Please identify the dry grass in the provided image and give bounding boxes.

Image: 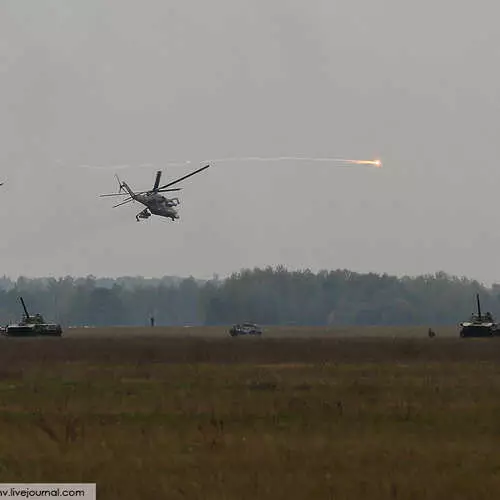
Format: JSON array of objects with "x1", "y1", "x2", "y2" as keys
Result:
[{"x1": 0, "y1": 328, "x2": 499, "y2": 499}]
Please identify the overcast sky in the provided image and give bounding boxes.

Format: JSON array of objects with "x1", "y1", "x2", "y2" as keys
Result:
[{"x1": 1, "y1": 0, "x2": 499, "y2": 284}]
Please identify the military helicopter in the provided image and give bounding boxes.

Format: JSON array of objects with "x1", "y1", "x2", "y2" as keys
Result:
[{"x1": 100, "y1": 164, "x2": 210, "y2": 222}]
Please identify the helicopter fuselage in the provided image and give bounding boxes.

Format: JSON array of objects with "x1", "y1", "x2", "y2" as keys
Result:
[{"x1": 134, "y1": 193, "x2": 180, "y2": 220}]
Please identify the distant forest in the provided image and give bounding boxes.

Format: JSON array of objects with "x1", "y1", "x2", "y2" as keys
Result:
[{"x1": 0, "y1": 267, "x2": 498, "y2": 327}]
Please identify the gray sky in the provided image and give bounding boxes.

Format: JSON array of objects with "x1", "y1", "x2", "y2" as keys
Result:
[{"x1": 1, "y1": 0, "x2": 499, "y2": 284}]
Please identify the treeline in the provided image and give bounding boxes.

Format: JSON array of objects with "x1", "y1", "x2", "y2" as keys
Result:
[{"x1": 0, "y1": 267, "x2": 498, "y2": 327}]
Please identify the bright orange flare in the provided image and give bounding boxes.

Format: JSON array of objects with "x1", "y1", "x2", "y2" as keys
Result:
[{"x1": 344, "y1": 159, "x2": 382, "y2": 167}]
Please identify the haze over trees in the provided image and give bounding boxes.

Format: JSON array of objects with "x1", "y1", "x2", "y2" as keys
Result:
[{"x1": 0, "y1": 267, "x2": 497, "y2": 327}]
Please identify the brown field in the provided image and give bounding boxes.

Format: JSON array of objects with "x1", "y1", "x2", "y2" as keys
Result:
[{"x1": 1, "y1": 326, "x2": 500, "y2": 499}]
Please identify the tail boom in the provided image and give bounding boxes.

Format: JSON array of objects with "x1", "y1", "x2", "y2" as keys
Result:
[{"x1": 120, "y1": 181, "x2": 136, "y2": 199}]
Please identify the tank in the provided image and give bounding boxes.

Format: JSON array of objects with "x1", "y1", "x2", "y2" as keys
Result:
[
  {"x1": 459, "y1": 294, "x2": 499, "y2": 338},
  {"x1": 3, "y1": 297, "x2": 62, "y2": 337}
]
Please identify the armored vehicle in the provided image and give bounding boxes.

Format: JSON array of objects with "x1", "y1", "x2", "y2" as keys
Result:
[
  {"x1": 459, "y1": 294, "x2": 499, "y2": 338},
  {"x1": 229, "y1": 322, "x2": 263, "y2": 337},
  {"x1": 3, "y1": 297, "x2": 62, "y2": 337}
]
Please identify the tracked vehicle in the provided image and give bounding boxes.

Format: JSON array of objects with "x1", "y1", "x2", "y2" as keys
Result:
[
  {"x1": 3, "y1": 297, "x2": 62, "y2": 337},
  {"x1": 229, "y1": 323, "x2": 263, "y2": 337},
  {"x1": 459, "y1": 294, "x2": 499, "y2": 338}
]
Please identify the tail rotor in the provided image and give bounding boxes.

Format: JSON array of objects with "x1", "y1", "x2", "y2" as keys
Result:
[
  {"x1": 99, "y1": 173, "x2": 130, "y2": 200},
  {"x1": 115, "y1": 174, "x2": 125, "y2": 194}
]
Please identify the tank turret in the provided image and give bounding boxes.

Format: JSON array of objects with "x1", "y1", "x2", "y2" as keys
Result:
[
  {"x1": 18, "y1": 297, "x2": 45, "y2": 324},
  {"x1": 459, "y1": 294, "x2": 499, "y2": 338}
]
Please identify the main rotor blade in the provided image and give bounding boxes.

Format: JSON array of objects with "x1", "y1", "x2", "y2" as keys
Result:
[
  {"x1": 113, "y1": 197, "x2": 134, "y2": 208},
  {"x1": 153, "y1": 170, "x2": 162, "y2": 191},
  {"x1": 103, "y1": 189, "x2": 149, "y2": 199},
  {"x1": 157, "y1": 188, "x2": 182, "y2": 193},
  {"x1": 157, "y1": 164, "x2": 210, "y2": 190}
]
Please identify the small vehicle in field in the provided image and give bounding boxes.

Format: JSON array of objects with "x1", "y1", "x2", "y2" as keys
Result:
[{"x1": 229, "y1": 322, "x2": 263, "y2": 337}]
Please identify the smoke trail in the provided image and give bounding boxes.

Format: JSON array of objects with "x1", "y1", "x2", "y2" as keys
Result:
[
  {"x1": 77, "y1": 164, "x2": 134, "y2": 170},
  {"x1": 76, "y1": 162, "x2": 159, "y2": 170},
  {"x1": 74, "y1": 157, "x2": 382, "y2": 169},
  {"x1": 201, "y1": 157, "x2": 382, "y2": 167}
]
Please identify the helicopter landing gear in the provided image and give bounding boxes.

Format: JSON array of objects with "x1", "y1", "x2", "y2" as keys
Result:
[{"x1": 136, "y1": 209, "x2": 151, "y2": 222}]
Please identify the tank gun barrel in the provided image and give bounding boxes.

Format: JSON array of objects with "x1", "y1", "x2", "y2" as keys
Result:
[
  {"x1": 477, "y1": 293, "x2": 482, "y2": 320},
  {"x1": 19, "y1": 297, "x2": 30, "y2": 318}
]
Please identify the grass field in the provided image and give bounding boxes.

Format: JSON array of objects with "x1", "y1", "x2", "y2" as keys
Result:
[{"x1": 1, "y1": 327, "x2": 500, "y2": 499}]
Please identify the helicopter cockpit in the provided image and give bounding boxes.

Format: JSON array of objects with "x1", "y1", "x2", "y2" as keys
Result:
[{"x1": 163, "y1": 197, "x2": 180, "y2": 208}]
